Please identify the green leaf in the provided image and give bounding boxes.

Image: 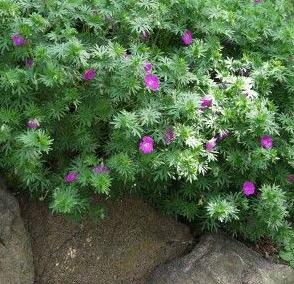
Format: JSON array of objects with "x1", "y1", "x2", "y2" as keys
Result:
[{"x1": 280, "y1": 251, "x2": 294, "y2": 262}]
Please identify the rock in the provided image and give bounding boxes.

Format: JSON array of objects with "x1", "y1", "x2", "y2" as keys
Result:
[
  {"x1": 20, "y1": 198, "x2": 193, "y2": 284},
  {"x1": 149, "y1": 233, "x2": 294, "y2": 284},
  {"x1": 0, "y1": 179, "x2": 34, "y2": 284}
]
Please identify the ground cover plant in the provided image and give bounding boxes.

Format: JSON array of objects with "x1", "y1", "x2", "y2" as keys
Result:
[{"x1": 0, "y1": 0, "x2": 294, "y2": 262}]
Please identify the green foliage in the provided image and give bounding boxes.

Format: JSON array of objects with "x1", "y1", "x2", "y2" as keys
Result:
[
  {"x1": 280, "y1": 230, "x2": 294, "y2": 268},
  {"x1": 227, "y1": 185, "x2": 289, "y2": 241},
  {"x1": 50, "y1": 187, "x2": 88, "y2": 215},
  {"x1": 256, "y1": 185, "x2": 288, "y2": 231},
  {"x1": 90, "y1": 173, "x2": 112, "y2": 194},
  {"x1": 1, "y1": 0, "x2": 294, "y2": 261},
  {"x1": 206, "y1": 196, "x2": 239, "y2": 225}
]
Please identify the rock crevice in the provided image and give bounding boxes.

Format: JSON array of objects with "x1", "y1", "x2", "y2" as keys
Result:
[{"x1": 149, "y1": 233, "x2": 294, "y2": 284}]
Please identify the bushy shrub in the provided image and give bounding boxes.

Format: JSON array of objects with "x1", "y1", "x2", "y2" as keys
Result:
[{"x1": 1, "y1": 0, "x2": 294, "y2": 248}]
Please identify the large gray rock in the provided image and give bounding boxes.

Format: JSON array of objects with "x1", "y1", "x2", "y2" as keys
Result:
[
  {"x1": 0, "y1": 180, "x2": 34, "y2": 284},
  {"x1": 20, "y1": 197, "x2": 193, "y2": 284},
  {"x1": 149, "y1": 233, "x2": 294, "y2": 284}
]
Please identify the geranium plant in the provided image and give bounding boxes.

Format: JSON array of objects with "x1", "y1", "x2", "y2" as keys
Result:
[{"x1": 1, "y1": 0, "x2": 294, "y2": 256}]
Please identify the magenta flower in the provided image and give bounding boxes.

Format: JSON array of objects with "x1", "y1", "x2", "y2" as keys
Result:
[
  {"x1": 200, "y1": 95, "x2": 213, "y2": 109},
  {"x1": 144, "y1": 74, "x2": 160, "y2": 91},
  {"x1": 260, "y1": 135, "x2": 273, "y2": 149},
  {"x1": 144, "y1": 62, "x2": 152, "y2": 73},
  {"x1": 11, "y1": 33, "x2": 26, "y2": 46},
  {"x1": 64, "y1": 171, "x2": 79, "y2": 183},
  {"x1": 93, "y1": 164, "x2": 110, "y2": 174},
  {"x1": 243, "y1": 181, "x2": 256, "y2": 196},
  {"x1": 25, "y1": 58, "x2": 33, "y2": 68},
  {"x1": 27, "y1": 118, "x2": 40, "y2": 129},
  {"x1": 164, "y1": 127, "x2": 175, "y2": 145},
  {"x1": 181, "y1": 30, "x2": 193, "y2": 45},
  {"x1": 205, "y1": 137, "x2": 217, "y2": 152},
  {"x1": 287, "y1": 175, "x2": 294, "y2": 183},
  {"x1": 139, "y1": 136, "x2": 154, "y2": 154},
  {"x1": 255, "y1": 0, "x2": 262, "y2": 3},
  {"x1": 83, "y1": 69, "x2": 96, "y2": 81}
]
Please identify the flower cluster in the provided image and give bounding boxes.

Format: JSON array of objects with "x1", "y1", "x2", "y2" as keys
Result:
[
  {"x1": 181, "y1": 30, "x2": 193, "y2": 45},
  {"x1": 83, "y1": 69, "x2": 96, "y2": 81},
  {"x1": 243, "y1": 181, "x2": 256, "y2": 196},
  {"x1": 64, "y1": 171, "x2": 79, "y2": 183},
  {"x1": 93, "y1": 164, "x2": 110, "y2": 174},
  {"x1": 144, "y1": 61, "x2": 152, "y2": 73},
  {"x1": 27, "y1": 118, "x2": 40, "y2": 129},
  {"x1": 64, "y1": 163, "x2": 110, "y2": 185},
  {"x1": 11, "y1": 33, "x2": 26, "y2": 46},
  {"x1": 25, "y1": 58, "x2": 33, "y2": 68},
  {"x1": 164, "y1": 127, "x2": 175, "y2": 145},
  {"x1": 143, "y1": 61, "x2": 160, "y2": 91},
  {"x1": 144, "y1": 74, "x2": 160, "y2": 91},
  {"x1": 139, "y1": 136, "x2": 154, "y2": 154},
  {"x1": 143, "y1": 29, "x2": 193, "y2": 91}
]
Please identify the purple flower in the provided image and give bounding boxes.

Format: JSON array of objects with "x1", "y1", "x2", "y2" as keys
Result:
[
  {"x1": 25, "y1": 58, "x2": 33, "y2": 68},
  {"x1": 144, "y1": 61, "x2": 152, "y2": 73},
  {"x1": 181, "y1": 30, "x2": 193, "y2": 45},
  {"x1": 200, "y1": 95, "x2": 213, "y2": 109},
  {"x1": 164, "y1": 127, "x2": 175, "y2": 145},
  {"x1": 93, "y1": 164, "x2": 110, "y2": 174},
  {"x1": 205, "y1": 137, "x2": 217, "y2": 152},
  {"x1": 287, "y1": 175, "x2": 294, "y2": 183},
  {"x1": 139, "y1": 136, "x2": 154, "y2": 154},
  {"x1": 144, "y1": 74, "x2": 160, "y2": 91},
  {"x1": 260, "y1": 135, "x2": 273, "y2": 149},
  {"x1": 83, "y1": 69, "x2": 96, "y2": 81},
  {"x1": 141, "y1": 31, "x2": 150, "y2": 40},
  {"x1": 27, "y1": 118, "x2": 40, "y2": 129},
  {"x1": 243, "y1": 181, "x2": 256, "y2": 196},
  {"x1": 64, "y1": 171, "x2": 79, "y2": 183},
  {"x1": 218, "y1": 130, "x2": 230, "y2": 140},
  {"x1": 11, "y1": 33, "x2": 26, "y2": 46},
  {"x1": 255, "y1": 0, "x2": 262, "y2": 3}
]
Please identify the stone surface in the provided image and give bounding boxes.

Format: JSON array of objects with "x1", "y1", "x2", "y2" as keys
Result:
[
  {"x1": 0, "y1": 179, "x2": 34, "y2": 284},
  {"x1": 20, "y1": 197, "x2": 193, "y2": 284},
  {"x1": 149, "y1": 233, "x2": 294, "y2": 284}
]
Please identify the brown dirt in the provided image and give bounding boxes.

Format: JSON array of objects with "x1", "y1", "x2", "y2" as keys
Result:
[
  {"x1": 19, "y1": 197, "x2": 193, "y2": 284},
  {"x1": 250, "y1": 237, "x2": 279, "y2": 259}
]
